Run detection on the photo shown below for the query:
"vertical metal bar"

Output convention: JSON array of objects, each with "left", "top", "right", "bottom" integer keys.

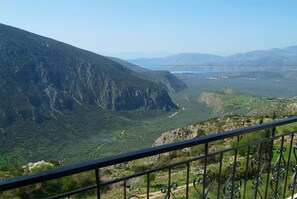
[
  {"left": 217, "top": 153, "right": 223, "bottom": 198},
  {"left": 95, "top": 168, "right": 100, "bottom": 199},
  {"left": 186, "top": 162, "right": 190, "bottom": 199},
  {"left": 147, "top": 173, "right": 150, "bottom": 199},
  {"left": 292, "top": 140, "right": 297, "bottom": 198},
  {"left": 243, "top": 145, "right": 251, "bottom": 199},
  {"left": 283, "top": 133, "right": 294, "bottom": 199},
  {"left": 124, "top": 179, "right": 127, "bottom": 199},
  {"left": 265, "top": 127, "right": 276, "bottom": 198},
  {"left": 231, "top": 148, "right": 238, "bottom": 198},
  {"left": 292, "top": 173, "right": 297, "bottom": 199},
  {"left": 203, "top": 143, "right": 209, "bottom": 198},
  {"left": 168, "top": 168, "right": 171, "bottom": 199},
  {"left": 255, "top": 142, "right": 263, "bottom": 199},
  {"left": 274, "top": 136, "right": 285, "bottom": 199}
]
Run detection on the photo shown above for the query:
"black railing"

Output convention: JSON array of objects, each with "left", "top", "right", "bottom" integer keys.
[{"left": 1, "top": 116, "right": 297, "bottom": 198}]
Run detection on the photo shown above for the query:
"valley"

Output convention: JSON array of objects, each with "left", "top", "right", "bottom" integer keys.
[
  {"left": 1, "top": 1, "right": 297, "bottom": 198},
  {"left": 2, "top": 70, "right": 297, "bottom": 176},
  {"left": 0, "top": 23, "right": 181, "bottom": 171},
  {"left": 2, "top": 48, "right": 297, "bottom": 197},
  {"left": 2, "top": 24, "right": 297, "bottom": 175}
]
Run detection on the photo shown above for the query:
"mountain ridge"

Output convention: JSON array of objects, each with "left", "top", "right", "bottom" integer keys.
[
  {"left": 128, "top": 53, "right": 223, "bottom": 66},
  {"left": 107, "top": 56, "right": 187, "bottom": 92},
  {"left": 0, "top": 23, "right": 178, "bottom": 127},
  {"left": 128, "top": 46, "right": 297, "bottom": 71}
]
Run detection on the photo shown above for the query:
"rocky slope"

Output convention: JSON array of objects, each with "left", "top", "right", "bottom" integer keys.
[
  {"left": 107, "top": 57, "right": 187, "bottom": 92},
  {"left": 153, "top": 115, "right": 263, "bottom": 147},
  {"left": 0, "top": 23, "right": 177, "bottom": 127},
  {"left": 139, "top": 115, "right": 266, "bottom": 164}
]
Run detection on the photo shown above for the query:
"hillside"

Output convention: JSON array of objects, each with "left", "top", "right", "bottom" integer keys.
[
  {"left": 153, "top": 115, "right": 263, "bottom": 147},
  {"left": 0, "top": 23, "right": 179, "bottom": 167},
  {"left": 198, "top": 91, "right": 297, "bottom": 116},
  {"left": 107, "top": 57, "right": 188, "bottom": 92},
  {"left": 4, "top": 114, "right": 294, "bottom": 199},
  {"left": 217, "top": 46, "right": 297, "bottom": 71},
  {"left": 0, "top": 23, "right": 178, "bottom": 128}
]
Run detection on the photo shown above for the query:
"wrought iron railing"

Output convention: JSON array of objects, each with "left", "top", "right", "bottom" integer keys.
[{"left": 1, "top": 116, "right": 297, "bottom": 198}]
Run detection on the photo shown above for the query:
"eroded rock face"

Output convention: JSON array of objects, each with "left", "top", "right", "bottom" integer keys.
[
  {"left": 153, "top": 116, "right": 263, "bottom": 147},
  {"left": 150, "top": 115, "right": 265, "bottom": 162},
  {"left": 0, "top": 23, "right": 177, "bottom": 127}
]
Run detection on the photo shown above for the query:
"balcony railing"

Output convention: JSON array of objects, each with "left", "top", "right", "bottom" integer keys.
[{"left": 1, "top": 116, "right": 297, "bottom": 198}]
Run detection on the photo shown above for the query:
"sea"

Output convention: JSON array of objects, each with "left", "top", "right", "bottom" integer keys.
[{"left": 145, "top": 66, "right": 222, "bottom": 74}]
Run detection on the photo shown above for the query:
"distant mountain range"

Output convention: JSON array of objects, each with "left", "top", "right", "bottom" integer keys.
[
  {"left": 128, "top": 46, "right": 297, "bottom": 71},
  {"left": 128, "top": 53, "right": 223, "bottom": 66},
  {"left": 0, "top": 23, "right": 182, "bottom": 127}
]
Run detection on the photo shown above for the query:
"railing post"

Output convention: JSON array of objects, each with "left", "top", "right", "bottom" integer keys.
[
  {"left": 147, "top": 173, "right": 150, "bottom": 199},
  {"left": 264, "top": 127, "right": 276, "bottom": 198},
  {"left": 203, "top": 143, "right": 208, "bottom": 198},
  {"left": 243, "top": 145, "right": 250, "bottom": 199},
  {"left": 168, "top": 168, "right": 171, "bottom": 199},
  {"left": 95, "top": 169, "right": 100, "bottom": 199},
  {"left": 255, "top": 142, "right": 263, "bottom": 199},
  {"left": 231, "top": 149, "right": 238, "bottom": 198},
  {"left": 283, "top": 133, "right": 294, "bottom": 199},
  {"left": 273, "top": 136, "right": 285, "bottom": 198},
  {"left": 186, "top": 162, "right": 190, "bottom": 199},
  {"left": 217, "top": 153, "right": 223, "bottom": 198},
  {"left": 124, "top": 179, "right": 127, "bottom": 199}
]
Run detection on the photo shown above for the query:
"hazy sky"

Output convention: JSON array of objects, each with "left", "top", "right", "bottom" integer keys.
[{"left": 1, "top": 0, "right": 297, "bottom": 58}]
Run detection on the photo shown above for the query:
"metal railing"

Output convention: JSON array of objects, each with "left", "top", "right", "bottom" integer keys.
[{"left": 2, "top": 116, "right": 297, "bottom": 198}]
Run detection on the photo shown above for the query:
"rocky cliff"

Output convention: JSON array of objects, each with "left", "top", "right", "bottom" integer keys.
[{"left": 0, "top": 23, "right": 177, "bottom": 127}]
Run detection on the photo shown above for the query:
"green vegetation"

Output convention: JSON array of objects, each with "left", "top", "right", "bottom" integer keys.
[
  {"left": 199, "top": 90, "right": 296, "bottom": 116},
  {"left": 0, "top": 23, "right": 180, "bottom": 173},
  {"left": 3, "top": 114, "right": 296, "bottom": 198},
  {"left": 3, "top": 71, "right": 297, "bottom": 178},
  {"left": 3, "top": 23, "right": 297, "bottom": 199}
]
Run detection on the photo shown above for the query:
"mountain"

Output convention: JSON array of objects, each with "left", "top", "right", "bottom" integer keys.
[
  {"left": 128, "top": 53, "right": 223, "bottom": 67},
  {"left": 105, "top": 57, "right": 150, "bottom": 73},
  {"left": 226, "top": 46, "right": 297, "bottom": 62},
  {"left": 128, "top": 46, "right": 297, "bottom": 71},
  {"left": 0, "top": 23, "right": 177, "bottom": 128},
  {"left": 220, "top": 46, "right": 297, "bottom": 71},
  {"left": 107, "top": 57, "right": 187, "bottom": 92}
]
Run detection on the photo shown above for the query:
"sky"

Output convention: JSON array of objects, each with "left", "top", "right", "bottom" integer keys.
[{"left": 1, "top": 0, "right": 297, "bottom": 59}]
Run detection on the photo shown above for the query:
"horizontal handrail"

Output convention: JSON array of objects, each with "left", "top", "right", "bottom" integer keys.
[{"left": 1, "top": 116, "right": 297, "bottom": 192}]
